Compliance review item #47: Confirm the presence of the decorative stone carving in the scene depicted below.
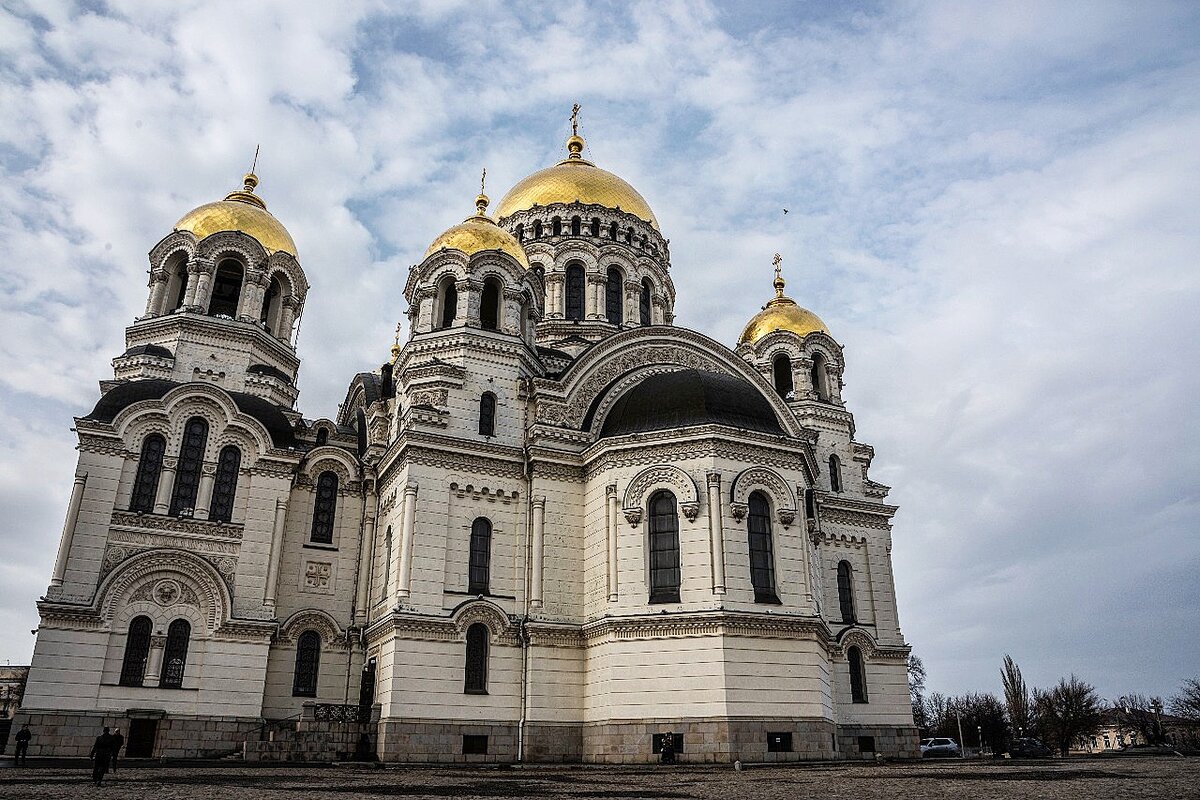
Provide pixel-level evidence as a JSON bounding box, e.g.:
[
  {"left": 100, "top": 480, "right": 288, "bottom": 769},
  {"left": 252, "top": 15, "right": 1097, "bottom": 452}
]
[
  {"left": 680, "top": 501, "right": 700, "bottom": 522},
  {"left": 153, "top": 579, "right": 181, "bottom": 606},
  {"left": 622, "top": 508, "right": 643, "bottom": 527},
  {"left": 777, "top": 508, "right": 796, "bottom": 528},
  {"left": 409, "top": 388, "right": 449, "bottom": 409},
  {"left": 730, "top": 502, "right": 748, "bottom": 522},
  {"left": 621, "top": 464, "right": 700, "bottom": 519}
]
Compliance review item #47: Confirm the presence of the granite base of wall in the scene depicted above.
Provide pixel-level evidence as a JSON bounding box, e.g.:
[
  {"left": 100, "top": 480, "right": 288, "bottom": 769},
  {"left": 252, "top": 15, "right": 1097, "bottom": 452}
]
[
  {"left": 377, "top": 718, "right": 519, "bottom": 764},
  {"left": 836, "top": 723, "right": 922, "bottom": 760},
  {"left": 11, "top": 709, "right": 261, "bottom": 759},
  {"left": 524, "top": 721, "right": 584, "bottom": 763},
  {"left": 581, "top": 716, "right": 840, "bottom": 764}
]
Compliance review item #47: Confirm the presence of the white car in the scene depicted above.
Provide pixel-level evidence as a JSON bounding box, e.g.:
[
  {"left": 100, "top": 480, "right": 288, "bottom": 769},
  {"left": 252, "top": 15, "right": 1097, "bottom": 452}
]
[{"left": 920, "top": 737, "right": 962, "bottom": 758}]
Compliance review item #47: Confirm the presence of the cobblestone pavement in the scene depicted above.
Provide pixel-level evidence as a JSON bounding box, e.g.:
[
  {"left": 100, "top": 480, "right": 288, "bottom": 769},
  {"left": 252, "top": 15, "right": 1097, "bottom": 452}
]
[{"left": 0, "top": 758, "right": 1195, "bottom": 800}]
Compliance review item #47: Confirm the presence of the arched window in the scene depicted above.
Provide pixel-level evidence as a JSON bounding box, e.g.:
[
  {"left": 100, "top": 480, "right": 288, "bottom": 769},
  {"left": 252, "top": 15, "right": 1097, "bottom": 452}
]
[
  {"left": 639, "top": 279, "right": 653, "bottom": 326},
  {"left": 260, "top": 275, "right": 284, "bottom": 335},
  {"left": 160, "top": 618, "right": 191, "bottom": 689},
  {"left": 292, "top": 630, "right": 321, "bottom": 697},
  {"left": 848, "top": 646, "right": 868, "bottom": 703},
  {"left": 648, "top": 490, "right": 681, "bottom": 603},
  {"left": 310, "top": 471, "right": 339, "bottom": 544},
  {"left": 381, "top": 526, "right": 392, "bottom": 600},
  {"left": 208, "top": 445, "right": 241, "bottom": 523},
  {"left": 119, "top": 615, "right": 152, "bottom": 687},
  {"left": 811, "top": 353, "right": 830, "bottom": 401},
  {"left": 624, "top": 227, "right": 633, "bottom": 244},
  {"left": 590, "top": 218, "right": 601, "bottom": 237},
  {"left": 209, "top": 259, "right": 244, "bottom": 317},
  {"left": 164, "top": 257, "right": 188, "bottom": 313},
  {"left": 533, "top": 219, "right": 543, "bottom": 238},
  {"left": 515, "top": 223, "right": 524, "bottom": 242},
  {"left": 315, "top": 427, "right": 329, "bottom": 446},
  {"left": 565, "top": 263, "right": 585, "bottom": 321},
  {"left": 570, "top": 216, "right": 581, "bottom": 236},
  {"left": 837, "top": 560, "right": 856, "bottom": 623},
  {"left": 464, "top": 623, "right": 489, "bottom": 694},
  {"left": 829, "top": 455, "right": 843, "bottom": 493},
  {"left": 439, "top": 279, "right": 458, "bottom": 329},
  {"left": 468, "top": 517, "right": 492, "bottom": 595},
  {"left": 478, "top": 392, "right": 496, "bottom": 436},
  {"left": 129, "top": 434, "right": 166, "bottom": 513},
  {"left": 747, "top": 491, "right": 779, "bottom": 603},
  {"left": 605, "top": 267, "right": 623, "bottom": 324},
  {"left": 480, "top": 279, "right": 501, "bottom": 331},
  {"left": 169, "top": 417, "right": 209, "bottom": 517},
  {"left": 609, "top": 221, "right": 618, "bottom": 240},
  {"left": 552, "top": 217, "right": 562, "bottom": 236},
  {"left": 773, "top": 353, "right": 794, "bottom": 399}
]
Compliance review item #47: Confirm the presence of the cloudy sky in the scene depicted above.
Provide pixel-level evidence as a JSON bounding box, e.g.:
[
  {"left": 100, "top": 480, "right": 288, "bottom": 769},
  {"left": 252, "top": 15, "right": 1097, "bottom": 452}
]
[{"left": 1, "top": 1, "right": 1197, "bottom": 703}]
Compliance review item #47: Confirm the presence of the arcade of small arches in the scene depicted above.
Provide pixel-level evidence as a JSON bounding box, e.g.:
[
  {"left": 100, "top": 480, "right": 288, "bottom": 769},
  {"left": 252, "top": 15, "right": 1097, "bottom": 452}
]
[{"left": 504, "top": 204, "right": 668, "bottom": 260}]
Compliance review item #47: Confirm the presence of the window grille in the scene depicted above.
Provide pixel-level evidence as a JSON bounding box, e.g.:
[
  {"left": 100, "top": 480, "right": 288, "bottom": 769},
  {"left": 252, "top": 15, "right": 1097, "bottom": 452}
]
[
  {"left": 293, "top": 630, "right": 321, "bottom": 697},
  {"left": 566, "top": 264, "right": 585, "bottom": 320},
  {"left": 748, "top": 492, "right": 780, "bottom": 603},
  {"left": 160, "top": 619, "right": 190, "bottom": 689},
  {"left": 605, "top": 267, "right": 623, "bottom": 324},
  {"left": 129, "top": 435, "right": 166, "bottom": 513},
  {"left": 478, "top": 393, "right": 496, "bottom": 436},
  {"left": 119, "top": 616, "right": 152, "bottom": 687},
  {"left": 208, "top": 445, "right": 241, "bottom": 523},
  {"left": 310, "top": 471, "right": 339, "bottom": 544},
  {"left": 837, "top": 561, "right": 856, "bottom": 623},
  {"left": 468, "top": 518, "right": 492, "bottom": 595},
  {"left": 648, "top": 490, "right": 681, "bottom": 603},
  {"left": 169, "top": 417, "right": 209, "bottom": 516},
  {"left": 464, "top": 623, "right": 489, "bottom": 694}
]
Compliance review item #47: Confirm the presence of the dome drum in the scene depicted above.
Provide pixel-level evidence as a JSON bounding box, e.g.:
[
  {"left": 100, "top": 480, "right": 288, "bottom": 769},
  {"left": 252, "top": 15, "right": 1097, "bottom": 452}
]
[{"left": 498, "top": 202, "right": 669, "bottom": 262}]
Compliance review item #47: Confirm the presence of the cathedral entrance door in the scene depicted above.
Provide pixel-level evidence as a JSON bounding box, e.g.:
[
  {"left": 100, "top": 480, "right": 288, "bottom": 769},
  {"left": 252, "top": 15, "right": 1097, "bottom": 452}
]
[{"left": 125, "top": 718, "right": 158, "bottom": 758}]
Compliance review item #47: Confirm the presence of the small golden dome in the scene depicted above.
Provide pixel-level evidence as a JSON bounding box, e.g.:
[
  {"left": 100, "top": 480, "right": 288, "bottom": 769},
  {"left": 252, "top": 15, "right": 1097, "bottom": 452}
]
[
  {"left": 494, "top": 133, "right": 659, "bottom": 230},
  {"left": 738, "top": 261, "right": 830, "bottom": 345},
  {"left": 423, "top": 192, "right": 529, "bottom": 269},
  {"left": 174, "top": 172, "right": 297, "bottom": 257}
]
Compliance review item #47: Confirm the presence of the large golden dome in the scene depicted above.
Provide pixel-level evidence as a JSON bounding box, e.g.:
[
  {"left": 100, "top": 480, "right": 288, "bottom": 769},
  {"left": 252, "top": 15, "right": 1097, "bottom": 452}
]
[
  {"left": 174, "top": 173, "right": 297, "bottom": 257},
  {"left": 423, "top": 192, "right": 529, "bottom": 269},
  {"left": 739, "top": 266, "right": 830, "bottom": 345},
  {"left": 495, "top": 134, "right": 659, "bottom": 230}
]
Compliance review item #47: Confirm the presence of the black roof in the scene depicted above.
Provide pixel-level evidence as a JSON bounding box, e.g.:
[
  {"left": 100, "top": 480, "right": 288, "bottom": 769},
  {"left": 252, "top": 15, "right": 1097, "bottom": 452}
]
[
  {"left": 121, "top": 344, "right": 174, "bottom": 359},
  {"left": 599, "top": 369, "right": 784, "bottom": 438},
  {"left": 84, "top": 379, "right": 297, "bottom": 448},
  {"left": 247, "top": 363, "right": 293, "bottom": 385}
]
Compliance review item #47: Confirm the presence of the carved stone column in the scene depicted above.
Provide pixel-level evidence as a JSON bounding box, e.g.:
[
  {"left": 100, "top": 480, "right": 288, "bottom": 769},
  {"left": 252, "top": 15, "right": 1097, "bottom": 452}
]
[
  {"left": 193, "top": 463, "right": 217, "bottom": 520},
  {"left": 706, "top": 472, "right": 726, "bottom": 595},
  {"left": 278, "top": 296, "right": 300, "bottom": 342},
  {"left": 455, "top": 279, "right": 471, "bottom": 327},
  {"left": 144, "top": 633, "right": 167, "bottom": 686},
  {"left": 146, "top": 272, "right": 168, "bottom": 316},
  {"left": 396, "top": 484, "right": 418, "bottom": 598},
  {"left": 153, "top": 459, "right": 178, "bottom": 515},
  {"left": 49, "top": 473, "right": 87, "bottom": 593},
  {"left": 606, "top": 485, "right": 619, "bottom": 601},
  {"left": 530, "top": 495, "right": 545, "bottom": 608},
  {"left": 545, "top": 275, "right": 563, "bottom": 319},
  {"left": 182, "top": 261, "right": 202, "bottom": 309},
  {"left": 355, "top": 508, "right": 377, "bottom": 624},
  {"left": 263, "top": 498, "right": 288, "bottom": 611}
]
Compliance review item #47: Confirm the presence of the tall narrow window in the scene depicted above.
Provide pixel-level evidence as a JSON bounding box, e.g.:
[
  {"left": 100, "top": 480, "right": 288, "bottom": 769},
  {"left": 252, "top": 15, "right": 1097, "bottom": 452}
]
[
  {"left": 315, "top": 428, "right": 329, "bottom": 446},
  {"left": 292, "top": 630, "right": 321, "bottom": 697},
  {"left": 119, "top": 615, "right": 152, "bottom": 687},
  {"left": 605, "top": 267, "right": 623, "bottom": 324},
  {"left": 747, "top": 491, "right": 779, "bottom": 603},
  {"left": 837, "top": 560, "right": 856, "bottom": 623},
  {"left": 209, "top": 259, "right": 243, "bottom": 317},
  {"left": 381, "top": 527, "right": 392, "bottom": 600},
  {"left": 533, "top": 219, "right": 543, "bottom": 238},
  {"left": 464, "top": 623, "right": 489, "bottom": 694},
  {"left": 478, "top": 393, "right": 496, "bottom": 436},
  {"left": 570, "top": 216, "right": 581, "bottom": 235},
  {"left": 208, "top": 445, "right": 241, "bottom": 523},
  {"left": 625, "top": 227, "right": 633, "bottom": 244},
  {"left": 480, "top": 279, "right": 501, "bottom": 331},
  {"left": 260, "top": 275, "right": 284, "bottom": 335},
  {"left": 468, "top": 517, "right": 492, "bottom": 595},
  {"left": 169, "top": 417, "right": 209, "bottom": 516},
  {"left": 609, "top": 221, "right": 618, "bottom": 240},
  {"left": 829, "top": 455, "right": 843, "bottom": 493},
  {"left": 639, "top": 279, "right": 653, "bottom": 325},
  {"left": 565, "top": 264, "right": 585, "bottom": 321},
  {"left": 848, "top": 646, "right": 868, "bottom": 703},
  {"left": 515, "top": 223, "right": 524, "bottom": 242},
  {"left": 440, "top": 280, "right": 458, "bottom": 329},
  {"left": 590, "top": 218, "right": 601, "bottom": 237},
  {"left": 811, "top": 353, "right": 829, "bottom": 401},
  {"left": 552, "top": 217, "right": 562, "bottom": 236},
  {"left": 773, "top": 353, "right": 794, "bottom": 399},
  {"left": 160, "top": 619, "right": 191, "bottom": 689},
  {"left": 129, "top": 434, "right": 166, "bottom": 513},
  {"left": 165, "top": 258, "right": 188, "bottom": 313},
  {"left": 310, "top": 471, "right": 339, "bottom": 544},
  {"left": 648, "top": 490, "right": 681, "bottom": 603}
]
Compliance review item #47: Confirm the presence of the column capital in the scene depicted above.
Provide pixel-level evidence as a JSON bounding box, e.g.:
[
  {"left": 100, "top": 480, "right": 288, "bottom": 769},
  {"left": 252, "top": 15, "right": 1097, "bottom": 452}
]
[{"left": 706, "top": 471, "right": 722, "bottom": 487}]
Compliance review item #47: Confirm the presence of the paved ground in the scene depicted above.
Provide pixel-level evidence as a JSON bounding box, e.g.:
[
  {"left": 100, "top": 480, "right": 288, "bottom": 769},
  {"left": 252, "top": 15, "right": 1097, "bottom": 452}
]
[{"left": 0, "top": 758, "right": 1195, "bottom": 799}]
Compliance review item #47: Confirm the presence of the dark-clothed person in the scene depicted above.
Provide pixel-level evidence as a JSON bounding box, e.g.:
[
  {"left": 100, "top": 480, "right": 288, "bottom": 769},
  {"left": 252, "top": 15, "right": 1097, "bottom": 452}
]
[
  {"left": 89, "top": 727, "right": 115, "bottom": 785},
  {"left": 14, "top": 725, "right": 31, "bottom": 766},
  {"left": 110, "top": 728, "right": 125, "bottom": 772},
  {"left": 660, "top": 731, "right": 676, "bottom": 764}
]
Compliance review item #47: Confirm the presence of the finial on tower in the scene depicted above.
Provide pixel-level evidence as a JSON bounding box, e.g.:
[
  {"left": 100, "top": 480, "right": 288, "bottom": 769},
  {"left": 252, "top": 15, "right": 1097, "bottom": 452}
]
[
  {"left": 390, "top": 322, "right": 402, "bottom": 361},
  {"left": 772, "top": 253, "right": 786, "bottom": 298},
  {"left": 243, "top": 145, "right": 261, "bottom": 192},
  {"left": 475, "top": 167, "right": 490, "bottom": 215},
  {"left": 566, "top": 103, "right": 585, "bottom": 159},
  {"left": 570, "top": 103, "right": 581, "bottom": 136}
]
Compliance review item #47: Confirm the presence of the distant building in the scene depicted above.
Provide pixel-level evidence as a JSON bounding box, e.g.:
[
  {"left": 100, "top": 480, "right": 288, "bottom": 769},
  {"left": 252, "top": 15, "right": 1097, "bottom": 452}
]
[
  {"left": 16, "top": 124, "right": 916, "bottom": 763},
  {"left": 1077, "top": 707, "right": 1200, "bottom": 752}
]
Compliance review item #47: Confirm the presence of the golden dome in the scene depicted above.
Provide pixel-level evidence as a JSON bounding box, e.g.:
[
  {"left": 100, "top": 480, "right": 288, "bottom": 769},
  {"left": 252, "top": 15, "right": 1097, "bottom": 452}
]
[
  {"left": 423, "top": 191, "right": 529, "bottom": 269},
  {"left": 494, "top": 133, "right": 659, "bottom": 230},
  {"left": 739, "top": 262, "right": 830, "bottom": 345},
  {"left": 174, "top": 172, "right": 297, "bottom": 257}
]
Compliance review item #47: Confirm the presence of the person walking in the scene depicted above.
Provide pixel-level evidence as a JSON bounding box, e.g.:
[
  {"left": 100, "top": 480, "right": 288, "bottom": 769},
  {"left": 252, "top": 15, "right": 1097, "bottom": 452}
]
[
  {"left": 13, "top": 724, "right": 31, "bottom": 767},
  {"left": 109, "top": 728, "right": 125, "bottom": 773},
  {"left": 660, "top": 730, "right": 676, "bottom": 764},
  {"left": 89, "top": 726, "right": 114, "bottom": 786}
]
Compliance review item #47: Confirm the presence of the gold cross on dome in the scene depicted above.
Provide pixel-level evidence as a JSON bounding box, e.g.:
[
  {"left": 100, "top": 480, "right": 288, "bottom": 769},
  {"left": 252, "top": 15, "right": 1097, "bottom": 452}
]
[
  {"left": 773, "top": 252, "right": 783, "bottom": 280},
  {"left": 480, "top": 167, "right": 486, "bottom": 195},
  {"left": 570, "top": 103, "right": 581, "bottom": 136},
  {"left": 393, "top": 322, "right": 401, "bottom": 347}
]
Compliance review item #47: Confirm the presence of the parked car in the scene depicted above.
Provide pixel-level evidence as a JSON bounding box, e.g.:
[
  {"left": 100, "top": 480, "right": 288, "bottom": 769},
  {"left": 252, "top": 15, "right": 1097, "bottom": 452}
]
[
  {"left": 920, "top": 737, "right": 962, "bottom": 758},
  {"left": 1009, "top": 737, "right": 1052, "bottom": 758}
]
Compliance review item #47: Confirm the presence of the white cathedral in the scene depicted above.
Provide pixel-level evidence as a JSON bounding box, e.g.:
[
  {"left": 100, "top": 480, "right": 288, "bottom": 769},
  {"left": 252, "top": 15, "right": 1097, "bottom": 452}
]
[{"left": 16, "top": 124, "right": 918, "bottom": 763}]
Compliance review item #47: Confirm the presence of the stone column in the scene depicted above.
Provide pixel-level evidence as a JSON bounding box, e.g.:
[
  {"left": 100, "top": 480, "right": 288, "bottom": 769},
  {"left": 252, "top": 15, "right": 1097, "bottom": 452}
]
[
  {"left": 279, "top": 296, "right": 300, "bottom": 343},
  {"left": 49, "top": 473, "right": 88, "bottom": 592},
  {"left": 182, "top": 262, "right": 202, "bottom": 309},
  {"left": 529, "top": 495, "right": 546, "bottom": 608},
  {"left": 356, "top": 507, "right": 377, "bottom": 624},
  {"left": 263, "top": 498, "right": 288, "bottom": 611},
  {"left": 192, "top": 268, "right": 213, "bottom": 313},
  {"left": 396, "top": 484, "right": 418, "bottom": 598},
  {"left": 606, "top": 485, "right": 619, "bottom": 602},
  {"left": 706, "top": 472, "right": 726, "bottom": 595},
  {"left": 455, "top": 280, "right": 470, "bottom": 327},
  {"left": 193, "top": 464, "right": 217, "bottom": 520},
  {"left": 146, "top": 273, "right": 168, "bottom": 316},
  {"left": 153, "top": 459, "right": 177, "bottom": 515},
  {"left": 144, "top": 633, "right": 167, "bottom": 686},
  {"left": 237, "top": 270, "right": 264, "bottom": 321},
  {"left": 585, "top": 275, "right": 597, "bottom": 318}
]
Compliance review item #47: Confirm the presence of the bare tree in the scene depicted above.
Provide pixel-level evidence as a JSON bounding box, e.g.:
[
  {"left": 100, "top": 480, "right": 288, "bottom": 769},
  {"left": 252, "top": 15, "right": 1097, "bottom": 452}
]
[
  {"left": 1034, "top": 675, "right": 1104, "bottom": 756},
  {"left": 925, "top": 691, "right": 953, "bottom": 738},
  {"left": 1001, "top": 655, "right": 1031, "bottom": 735},
  {"left": 908, "top": 654, "right": 928, "bottom": 731},
  {"left": 1169, "top": 678, "right": 1200, "bottom": 721},
  {"left": 1115, "top": 693, "right": 1166, "bottom": 745}
]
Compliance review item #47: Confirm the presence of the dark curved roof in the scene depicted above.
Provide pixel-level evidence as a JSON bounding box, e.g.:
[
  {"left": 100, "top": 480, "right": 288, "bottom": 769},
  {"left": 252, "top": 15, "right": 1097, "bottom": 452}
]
[
  {"left": 121, "top": 344, "right": 174, "bottom": 359},
  {"left": 599, "top": 369, "right": 784, "bottom": 438},
  {"left": 247, "top": 363, "right": 293, "bottom": 385},
  {"left": 84, "top": 379, "right": 297, "bottom": 448}
]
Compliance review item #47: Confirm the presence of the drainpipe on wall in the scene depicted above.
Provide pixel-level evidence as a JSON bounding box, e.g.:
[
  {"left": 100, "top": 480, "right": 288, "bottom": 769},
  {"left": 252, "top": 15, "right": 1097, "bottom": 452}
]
[{"left": 517, "top": 376, "right": 535, "bottom": 763}]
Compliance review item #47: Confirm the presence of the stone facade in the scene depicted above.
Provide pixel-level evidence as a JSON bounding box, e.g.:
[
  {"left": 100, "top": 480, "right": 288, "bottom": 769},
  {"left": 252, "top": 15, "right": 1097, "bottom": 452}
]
[{"left": 18, "top": 130, "right": 917, "bottom": 763}]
